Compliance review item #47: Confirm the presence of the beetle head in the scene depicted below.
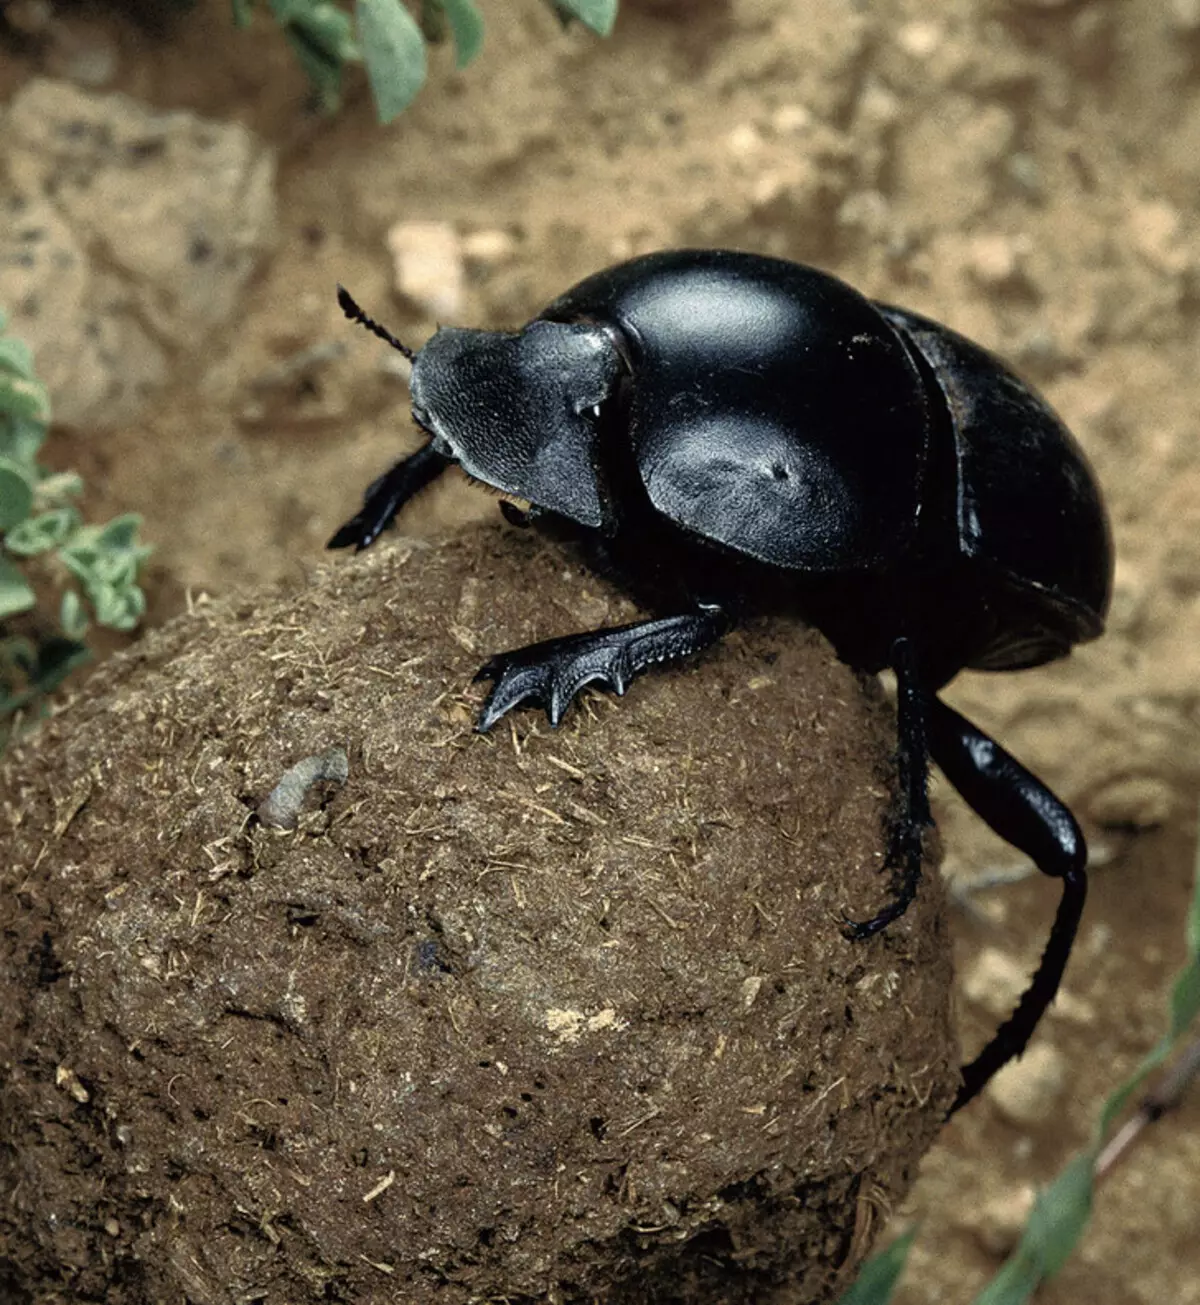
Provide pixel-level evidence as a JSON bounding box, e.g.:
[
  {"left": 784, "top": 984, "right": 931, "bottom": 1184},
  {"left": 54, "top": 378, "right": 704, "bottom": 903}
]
[{"left": 410, "top": 320, "right": 623, "bottom": 530}]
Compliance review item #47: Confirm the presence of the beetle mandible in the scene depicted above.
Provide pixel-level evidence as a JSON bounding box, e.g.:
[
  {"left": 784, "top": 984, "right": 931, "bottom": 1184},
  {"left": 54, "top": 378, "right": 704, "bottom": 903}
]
[{"left": 329, "top": 249, "right": 1113, "bottom": 1113}]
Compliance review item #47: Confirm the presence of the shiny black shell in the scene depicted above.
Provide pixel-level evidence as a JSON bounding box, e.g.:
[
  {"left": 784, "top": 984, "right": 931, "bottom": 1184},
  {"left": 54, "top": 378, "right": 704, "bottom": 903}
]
[
  {"left": 542, "top": 249, "right": 1112, "bottom": 678},
  {"left": 546, "top": 250, "right": 931, "bottom": 572}
]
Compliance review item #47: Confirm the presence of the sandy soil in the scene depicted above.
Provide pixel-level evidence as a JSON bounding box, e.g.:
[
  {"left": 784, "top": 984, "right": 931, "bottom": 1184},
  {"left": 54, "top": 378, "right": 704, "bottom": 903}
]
[{"left": 3, "top": 0, "right": 1200, "bottom": 1301}]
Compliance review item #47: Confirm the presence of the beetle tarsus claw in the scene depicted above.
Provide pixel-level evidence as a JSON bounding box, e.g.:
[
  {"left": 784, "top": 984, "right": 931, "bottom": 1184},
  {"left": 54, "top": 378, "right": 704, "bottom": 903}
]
[{"left": 471, "top": 609, "right": 728, "bottom": 732}]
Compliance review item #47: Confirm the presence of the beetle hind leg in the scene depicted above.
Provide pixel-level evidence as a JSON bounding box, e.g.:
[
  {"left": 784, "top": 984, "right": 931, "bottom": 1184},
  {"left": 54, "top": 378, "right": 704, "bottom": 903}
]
[
  {"left": 843, "top": 635, "right": 934, "bottom": 942},
  {"left": 328, "top": 442, "right": 452, "bottom": 552},
  {"left": 928, "top": 697, "right": 1087, "bottom": 1113},
  {"left": 473, "top": 606, "right": 729, "bottom": 733}
]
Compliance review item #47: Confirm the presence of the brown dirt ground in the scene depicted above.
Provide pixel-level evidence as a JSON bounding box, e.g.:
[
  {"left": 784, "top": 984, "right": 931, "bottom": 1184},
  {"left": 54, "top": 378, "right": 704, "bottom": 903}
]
[{"left": 3, "top": 0, "right": 1200, "bottom": 1302}]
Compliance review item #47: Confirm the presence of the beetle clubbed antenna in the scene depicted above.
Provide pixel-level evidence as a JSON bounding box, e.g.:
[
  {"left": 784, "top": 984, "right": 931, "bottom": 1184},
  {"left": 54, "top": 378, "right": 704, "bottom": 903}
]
[{"left": 336, "top": 285, "right": 416, "bottom": 361}]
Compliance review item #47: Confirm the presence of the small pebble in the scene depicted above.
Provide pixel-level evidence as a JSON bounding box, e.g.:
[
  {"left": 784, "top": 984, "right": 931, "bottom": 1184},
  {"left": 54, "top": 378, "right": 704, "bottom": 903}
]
[
  {"left": 1171, "top": 0, "right": 1200, "bottom": 31},
  {"left": 856, "top": 81, "right": 901, "bottom": 130},
  {"left": 966, "top": 1186, "right": 1036, "bottom": 1257},
  {"left": 1086, "top": 774, "right": 1173, "bottom": 829},
  {"left": 985, "top": 1042, "right": 1066, "bottom": 1126},
  {"left": 1127, "top": 198, "right": 1188, "bottom": 276},
  {"left": 55, "top": 1064, "right": 90, "bottom": 1104},
  {"left": 462, "top": 228, "right": 518, "bottom": 268},
  {"left": 896, "top": 21, "right": 942, "bottom": 58},
  {"left": 966, "top": 233, "right": 1031, "bottom": 291},
  {"left": 387, "top": 220, "right": 465, "bottom": 319},
  {"left": 725, "top": 123, "right": 765, "bottom": 158},
  {"left": 770, "top": 103, "right": 813, "bottom": 135},
  {"left": 958, "top": 914, "right": 1099, "bottom": 1033},
  {"left": 961, "top": 947, "right": 1029, "bottom": 1017}
]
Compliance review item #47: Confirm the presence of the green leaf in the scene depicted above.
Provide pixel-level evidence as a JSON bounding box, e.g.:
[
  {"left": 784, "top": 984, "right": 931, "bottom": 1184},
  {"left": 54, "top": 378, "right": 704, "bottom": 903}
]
[
  {"left": 0, "top": 634, "right": 36, "bottom": 679},
  {"left": 3, "top": 508, "right": 80, "bottom": 556},
  {"left": 92, "top": 582, "right": 146, "bottom": 631},
  {"left": 0, "top": 413, "right": 47, "bottom": 465},
  {"left": 357, "top": 0, "right": 428, "bottom": 121},
  {"left": 552, "top": 0, "right": 618, "bottom": 37},
  {"left": 441, "top": 0, "right": 485, "bottom": 68},
  {"left": 0, "top": 373, "right": 50, "bottom": 425},
  {"left": 0, "top": 635, "right": 91, "bottom": 719},
  {"left": 270, "top": 0, "right": 360, "bottom": 109},
  {"left": 96, "top": 513, "right": 145, "bottom": 552},
  {"left": 30, "top": 635, "right": 90, "bottom": 693},
  {"left": 972, "top": 1155, "right": 1094, "bottom": 1305},
  {"left": 0, "top": 336, "right": 35, "bottom": 380},
  {"left": 33, "top": 472, "right": 84, "bottom": 508},
  {"left": 0, "top": 458, "right": 35, "bottom": 531},
  {"left": 231, "top": 0, "right": 255, "bottom": 26},
  {"left": 60, "top": 589, "right": 87, "bottom": 640},
  {"left": 834, "top": 1227, "right": 917, "bottom": 1305},
  {"left": 0, "top": 554, "right": 35, "bottom": 619},
  {"left": 60, "top": 542, "right": 100, "bottom": 577}
]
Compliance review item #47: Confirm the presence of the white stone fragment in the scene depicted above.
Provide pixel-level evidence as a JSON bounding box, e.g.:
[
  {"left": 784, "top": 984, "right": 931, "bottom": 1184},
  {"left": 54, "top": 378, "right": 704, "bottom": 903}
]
[
  {"left": 462, "top": 228, "right": 518, "bottom": 268},
  {"left": 387, "top": 220, "right": 465, "bottom": 320},
  {"left": 961, "top": 947, "right": 1030, "bottom": 1017},
  {"left": 985, "top": 1042, "right": 1067, "bottom": 1127}
]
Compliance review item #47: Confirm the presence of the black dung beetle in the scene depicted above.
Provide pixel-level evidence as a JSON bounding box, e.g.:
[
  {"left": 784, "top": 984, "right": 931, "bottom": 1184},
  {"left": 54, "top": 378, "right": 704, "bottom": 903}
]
[{"left": 330, "top": 249, "right": 1113, "bottom": 1113}]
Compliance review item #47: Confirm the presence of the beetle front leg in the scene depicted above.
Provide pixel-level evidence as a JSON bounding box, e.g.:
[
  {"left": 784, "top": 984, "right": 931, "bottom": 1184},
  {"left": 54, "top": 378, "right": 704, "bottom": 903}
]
[
  {"left": 843, "top": 635, "right": 934, "bottom": 941},
  {"left": 473, "top": 606, "right": 730, "bottom": 733},
  {"left": 328, "top": 441, "right": 452, "bottom": 552},
  {"left": 928, "top": 697, "right": 1087, "bottom": 1113}
]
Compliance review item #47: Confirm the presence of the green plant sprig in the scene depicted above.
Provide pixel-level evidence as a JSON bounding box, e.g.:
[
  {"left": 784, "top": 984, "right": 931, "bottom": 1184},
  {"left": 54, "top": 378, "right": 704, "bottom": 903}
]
[
  {"left": 232, "top": 0, "right": 618, "bottom": 122},
  {"left": 0, "top": 309, "right": 152, "bottom": 745}
]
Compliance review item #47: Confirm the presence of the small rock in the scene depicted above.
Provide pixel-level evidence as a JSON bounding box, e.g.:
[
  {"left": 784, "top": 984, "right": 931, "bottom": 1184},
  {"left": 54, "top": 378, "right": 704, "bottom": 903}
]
[
  {"left": 1170, "top": 0, "right": 1200, "bottom": 31},
  {"left": 462, "top": 228, "right": 518, "bottom": 269},
  {"left": 856, "top": 80, "right": 902, "bottom": 130},
  {"left": 985, "top": 1042, "right": 1067, "bottom": 1127},
  {"left": 725, "top": 122, "right": 765, "bottom": 159},
  {"left": 1049, "top": 989, "right": 1096, "bottom": 1026},
  {"left": 387, "top": 220, "right": 465, "bottom": 319},
  {"left": 740, "top": 976, "right": 764, "bottom": 1010},
  {"left": 1086, "top": 774, "right": 1174, "bottom": 829},
  {"left": 966, "top": 232, "right": 1032, "bottom": 291},
  {"left": 770, "top": 104, "right": 813, "bottom": 136},
  {"left": 896, "top": 21, "right": 943, "bottom": 58},
  {"left": 54, "top": 1064, "right": 90, "bottom": 1104},
  {"left": 961, "top": 947, "right": 1029, "bottom": 1017},
  {"left": 964, "top": 1185, "right": 1036, "bottom": 1257},
  {"left": 1127, "top": 198, "right": 1189, "bottom": 276}
]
